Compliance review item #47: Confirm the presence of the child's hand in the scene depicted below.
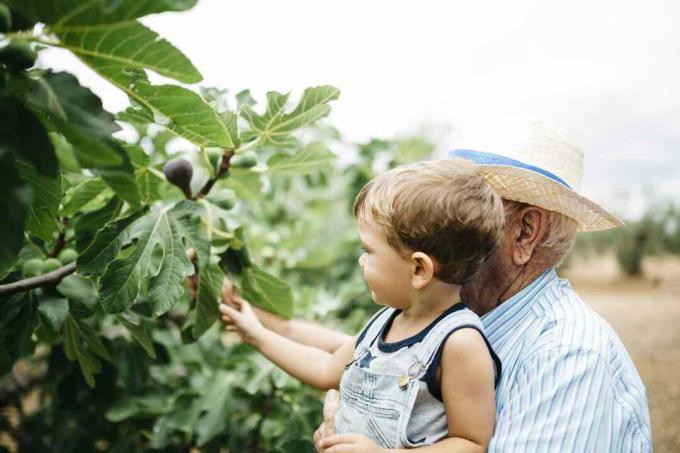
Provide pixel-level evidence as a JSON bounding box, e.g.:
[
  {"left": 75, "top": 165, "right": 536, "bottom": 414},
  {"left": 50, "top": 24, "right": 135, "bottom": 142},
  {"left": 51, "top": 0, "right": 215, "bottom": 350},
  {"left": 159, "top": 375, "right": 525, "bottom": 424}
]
[
  {"left": 218, "top": 296, "right": 266, "bottom": 347},
  {"left": 318, "top": 433, "right": 386, "bottom": 453}
]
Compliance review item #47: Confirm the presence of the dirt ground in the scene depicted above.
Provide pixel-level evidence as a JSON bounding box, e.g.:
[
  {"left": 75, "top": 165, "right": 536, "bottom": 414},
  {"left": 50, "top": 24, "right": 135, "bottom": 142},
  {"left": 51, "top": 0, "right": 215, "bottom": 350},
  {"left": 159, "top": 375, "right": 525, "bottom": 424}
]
[{"left": 561, "top": 255, "right": 680, "bottom": 453}]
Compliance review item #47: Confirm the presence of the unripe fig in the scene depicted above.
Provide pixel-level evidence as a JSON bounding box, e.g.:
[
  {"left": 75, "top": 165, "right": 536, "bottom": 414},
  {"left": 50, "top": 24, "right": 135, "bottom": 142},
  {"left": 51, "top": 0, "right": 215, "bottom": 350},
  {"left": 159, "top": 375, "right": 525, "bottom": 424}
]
[
  {"left": 58, "top": 248, "right": 78, "bottom": 264},
  {"left": 22, "top": 258, "right": 43, "bottom": 277},
  {"left": 209, "top": 188, "right": 237, "bottom": 211},
  {"left": 0, "top": 4, "right": 11, "bottom": 33},
  {"left": 231, "top": 151, "right": 257, "bottom": 168},
  {"left": 163, "top": 158, "right": 193, "bottom": 198},
  {"left": 0, "top": 40, "right": 37, "bottom": 71},
  {"left": 207, "top": 149, "right": 222, "bottom": 172},
  {"left": 42, "top": 258, "right": 62, "bottom": 273}
]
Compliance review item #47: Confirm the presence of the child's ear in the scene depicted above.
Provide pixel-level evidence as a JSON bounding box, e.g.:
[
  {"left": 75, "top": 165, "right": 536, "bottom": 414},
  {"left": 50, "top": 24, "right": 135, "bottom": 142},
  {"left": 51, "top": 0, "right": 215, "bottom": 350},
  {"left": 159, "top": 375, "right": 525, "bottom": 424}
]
[{"left": 410, "top": 252, "right": 435, "bottom": 290}]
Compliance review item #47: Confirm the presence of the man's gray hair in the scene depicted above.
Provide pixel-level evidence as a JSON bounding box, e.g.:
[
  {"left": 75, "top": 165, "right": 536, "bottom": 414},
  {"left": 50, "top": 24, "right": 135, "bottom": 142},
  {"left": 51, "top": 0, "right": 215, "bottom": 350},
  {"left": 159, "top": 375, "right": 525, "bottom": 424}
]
[{"left": 503, "top": 199, "right": 578, "bottom": 265}]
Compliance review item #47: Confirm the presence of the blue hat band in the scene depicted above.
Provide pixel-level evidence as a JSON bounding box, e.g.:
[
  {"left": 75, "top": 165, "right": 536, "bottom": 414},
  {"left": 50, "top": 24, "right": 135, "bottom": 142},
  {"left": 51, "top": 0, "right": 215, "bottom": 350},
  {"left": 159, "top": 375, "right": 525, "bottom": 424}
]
[{"left": 448, "top": 149, "right": 572, "bottom": 190}]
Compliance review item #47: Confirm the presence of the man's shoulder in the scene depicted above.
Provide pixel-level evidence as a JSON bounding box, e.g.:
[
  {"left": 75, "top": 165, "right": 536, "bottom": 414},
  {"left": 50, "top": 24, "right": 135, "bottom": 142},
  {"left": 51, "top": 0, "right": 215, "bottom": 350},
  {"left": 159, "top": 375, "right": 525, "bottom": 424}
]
[{"left": 529, "top": 276, "right": 621, "bottom": 357}]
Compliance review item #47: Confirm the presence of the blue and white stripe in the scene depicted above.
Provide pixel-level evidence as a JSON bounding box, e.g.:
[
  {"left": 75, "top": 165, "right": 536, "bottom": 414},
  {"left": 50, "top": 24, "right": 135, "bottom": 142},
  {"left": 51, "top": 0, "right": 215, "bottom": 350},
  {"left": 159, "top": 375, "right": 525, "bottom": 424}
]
[{"left": 482, "top": 269, "right": 652, "bottom": 452}]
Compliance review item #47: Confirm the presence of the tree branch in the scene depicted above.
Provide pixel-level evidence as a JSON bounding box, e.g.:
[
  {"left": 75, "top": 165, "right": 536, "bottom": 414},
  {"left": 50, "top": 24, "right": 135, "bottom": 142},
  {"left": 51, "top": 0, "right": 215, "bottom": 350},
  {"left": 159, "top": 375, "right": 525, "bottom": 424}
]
[
  {"left": 0, "top": 262, "right": 76, "bottom": 297},
  {"left": 194, "top": 149, "right": 235, "bottom": 199}
]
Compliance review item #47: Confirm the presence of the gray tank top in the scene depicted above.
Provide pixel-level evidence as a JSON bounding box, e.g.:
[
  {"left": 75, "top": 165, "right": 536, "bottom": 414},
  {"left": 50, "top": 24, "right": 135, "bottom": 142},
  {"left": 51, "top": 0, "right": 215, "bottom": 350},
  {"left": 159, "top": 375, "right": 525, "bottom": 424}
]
[{"left": 334, "top": 303, "right": 500, "bottom": 448}]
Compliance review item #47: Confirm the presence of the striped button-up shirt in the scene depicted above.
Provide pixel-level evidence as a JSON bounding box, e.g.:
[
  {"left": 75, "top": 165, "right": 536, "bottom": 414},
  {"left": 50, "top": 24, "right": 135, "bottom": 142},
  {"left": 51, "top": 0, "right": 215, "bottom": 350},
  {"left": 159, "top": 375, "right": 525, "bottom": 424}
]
[{"left": 482, "top": 269, "right": 652, "bottom": 452}]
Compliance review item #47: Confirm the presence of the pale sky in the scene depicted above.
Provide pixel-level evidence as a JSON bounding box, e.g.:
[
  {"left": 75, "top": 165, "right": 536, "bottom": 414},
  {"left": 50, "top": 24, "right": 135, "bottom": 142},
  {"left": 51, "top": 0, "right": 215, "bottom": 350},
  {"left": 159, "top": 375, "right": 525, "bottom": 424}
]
[{"left": 41, "top": 0, "right": 680, "bottom": 218}]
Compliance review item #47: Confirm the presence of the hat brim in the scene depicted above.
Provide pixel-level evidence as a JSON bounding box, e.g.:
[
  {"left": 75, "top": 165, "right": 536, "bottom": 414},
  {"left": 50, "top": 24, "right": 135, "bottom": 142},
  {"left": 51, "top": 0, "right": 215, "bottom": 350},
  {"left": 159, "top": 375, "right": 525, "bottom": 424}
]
[{"left": 477, "top": 165, "right": 624, "bottom": 232}]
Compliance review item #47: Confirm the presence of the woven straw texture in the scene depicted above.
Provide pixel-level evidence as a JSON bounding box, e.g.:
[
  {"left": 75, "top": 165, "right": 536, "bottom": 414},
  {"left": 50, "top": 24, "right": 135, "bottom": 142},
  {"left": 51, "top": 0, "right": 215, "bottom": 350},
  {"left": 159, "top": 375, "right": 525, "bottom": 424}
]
[{"left": 479, "top": 167, "right": 624, "bottom": 231}]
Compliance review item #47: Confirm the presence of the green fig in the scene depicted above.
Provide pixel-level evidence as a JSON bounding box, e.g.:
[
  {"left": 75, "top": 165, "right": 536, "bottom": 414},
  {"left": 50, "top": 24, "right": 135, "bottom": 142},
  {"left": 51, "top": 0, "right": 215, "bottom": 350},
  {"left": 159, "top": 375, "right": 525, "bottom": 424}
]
[
  {"left": 209, "top": 188, "right": 237, "bottom": 211},
  {"left": 22, "top": 258, "right": 43, "bottom": 277},
  {"left": 231, "top": 151, "right": 257, "bottom": 168},
  {"left": 58, "top": 248, "right": 78, "bottom": 264},
  {"left": 207, "top": 149, "right": 223, "bottom": 172},
  {"left": 0, "top": 4, "right": 11, "bottom": 33},
  {"left": 163, "top": 158, "right": 193, "bottom": 198},
  {"left": 42, "top": 258, "right": 62, "bottom": 273},
  {"left": 0, "top": 40, "right": 37, "bottom": 71}
]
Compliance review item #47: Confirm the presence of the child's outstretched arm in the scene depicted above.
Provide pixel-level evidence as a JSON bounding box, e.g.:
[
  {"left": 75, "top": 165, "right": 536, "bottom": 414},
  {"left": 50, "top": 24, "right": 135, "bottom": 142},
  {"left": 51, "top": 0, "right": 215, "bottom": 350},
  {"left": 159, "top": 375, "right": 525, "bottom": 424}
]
[
  {"left": 221, "top": 278, "right": 351, "bottom": 353},
  {"left": 219, "top": 296, "right": 356, "bottom": 391},
  {"left": 319, "top": 328, "right": 496, "bottom": 453}
]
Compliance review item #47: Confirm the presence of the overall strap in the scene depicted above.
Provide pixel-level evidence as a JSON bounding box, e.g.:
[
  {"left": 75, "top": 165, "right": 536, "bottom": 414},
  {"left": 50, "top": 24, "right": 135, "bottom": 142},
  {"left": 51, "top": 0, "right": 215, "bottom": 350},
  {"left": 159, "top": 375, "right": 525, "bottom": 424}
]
[
  {"left": 354, "top": 307, "right": 394, "bottom": 359},
  {"left": 412, "top": 306, "right": 483, "bottom": 374}
]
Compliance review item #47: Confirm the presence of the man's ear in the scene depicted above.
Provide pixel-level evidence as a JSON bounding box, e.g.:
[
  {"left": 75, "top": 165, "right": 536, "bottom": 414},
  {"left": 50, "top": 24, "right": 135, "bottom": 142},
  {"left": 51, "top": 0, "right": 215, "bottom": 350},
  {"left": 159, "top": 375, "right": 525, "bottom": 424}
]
[
  {"left": 411, "top": 252, "right": 436, "bottom": 289},
  {"left": 512, "top": 206, "right": 549, "bottom": 265}
]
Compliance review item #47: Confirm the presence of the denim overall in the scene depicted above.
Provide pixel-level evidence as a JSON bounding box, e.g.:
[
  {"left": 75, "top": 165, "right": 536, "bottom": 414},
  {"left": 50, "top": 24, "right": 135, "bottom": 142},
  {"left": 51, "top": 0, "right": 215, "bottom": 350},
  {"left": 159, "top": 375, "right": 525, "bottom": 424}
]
[{"left": 334, "top": 304, "right": 497, "bottom": 448}]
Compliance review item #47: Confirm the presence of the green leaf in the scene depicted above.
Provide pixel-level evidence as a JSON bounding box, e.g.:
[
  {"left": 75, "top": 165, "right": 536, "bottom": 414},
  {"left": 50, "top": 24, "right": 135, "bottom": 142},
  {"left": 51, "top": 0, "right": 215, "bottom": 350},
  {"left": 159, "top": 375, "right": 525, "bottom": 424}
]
[
  {"left": 6, "top": 72, "right": 124, "bottom": 168},
  {"left": 17, "top": 160, "right": 62, "bottom": 242},
  {"left": 196, "top": 371, "right": 233, "bottom": 446},
  {"left": 5, "top": 0, "right": 198, "bottom": 26},
  {"left": 62, "top": 177, "right": 114, "bottom": 216},
  {"left": 5, "top": 72, "right": 141, "bottom": 206},
  {"left": 133, "top": 83, "right": 237, "bottom": 148},
  {"left": 77, "top": 207, "right": 142, "bottom": 274},
  {"left": 135, "top": 165, "right": 166, "bottom": 204},
  {"left": 50, "top": 132, "right": 81, "bottom": 173},
  {"left": 192, "top": 262, "right": 224, "bottom": 339},
  {"left": 236, "top": 89, "right": 256, "bottom": 110},
  {"left": 37, "top": 297, "right": 69, "bottom": 331},
  {"left": 59, "top": 21, "right": 201, "bottom": 84},
  {"left": 43, "top": 72, "right": 121, "bottom": 140},
  {"left": 90, "top": 140, "right": 142, "bottom": 209},
  {"left": 63, "top": 315, "right": 110, "bottom": 388},
  {"left": 0, "top": 95, "right": 58, "bottom": 177},
  {"left": 73, "top": 197, "right": 123, "bottom": 253},
  {"left": 241, "top": 86, "right": 340, "bottom": 147},
  {"left": 0, "top": 153, "right": 31, "bottom": 270},
  {"left": 241, "top": 266, "right": 293, "bottom": 319},
  {"left": 222, "top": 168, "right": 263, "bottom": 201},
  {"left": 0, "top": 293, "right": 37, "bottom": 374},
  {"left": 117, "top": 313, "right": 156, "bottom": 359},
  {"left": 97, "top": 202, "right": 208, "bottom": 314},
  {"left": 170, "top": 200, "right": 210, "bottom": 270},
  {"left": 85, "top": 62, "right": 235, "bottom": 150},
  {"left": 56, "top": 275, "right": 99, "bottom": 310},
  {"left": 266, "top": 141, "right": 335, "bottom": 175}
]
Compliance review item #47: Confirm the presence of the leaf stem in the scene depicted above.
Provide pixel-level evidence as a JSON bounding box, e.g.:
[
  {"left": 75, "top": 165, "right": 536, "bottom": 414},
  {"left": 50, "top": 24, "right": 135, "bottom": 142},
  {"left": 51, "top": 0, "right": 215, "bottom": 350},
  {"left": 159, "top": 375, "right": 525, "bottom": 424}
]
[
  {"left": 0, "top": 262, "right": 76, "bottom": 297},
  {"left": 23, "top": 36, "right": 63, "bottom": 48},
  {"left": 49, "top": 218, "right": 69, "bottom": 258}
]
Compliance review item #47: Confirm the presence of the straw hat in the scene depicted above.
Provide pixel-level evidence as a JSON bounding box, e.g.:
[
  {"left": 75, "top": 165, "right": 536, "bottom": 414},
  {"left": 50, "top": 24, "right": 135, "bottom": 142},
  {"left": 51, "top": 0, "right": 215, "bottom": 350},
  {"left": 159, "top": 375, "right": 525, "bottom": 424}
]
[{"left": 448, "top": 121, "right": 623, "bottom": 232}]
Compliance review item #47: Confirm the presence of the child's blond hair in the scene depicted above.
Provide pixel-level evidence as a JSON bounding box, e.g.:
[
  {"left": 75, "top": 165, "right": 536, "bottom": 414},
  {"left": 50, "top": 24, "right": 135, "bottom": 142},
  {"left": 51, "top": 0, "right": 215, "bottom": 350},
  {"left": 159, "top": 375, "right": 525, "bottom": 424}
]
[{"left": 353, "top": 158, "right": 504, "bottom": 284}]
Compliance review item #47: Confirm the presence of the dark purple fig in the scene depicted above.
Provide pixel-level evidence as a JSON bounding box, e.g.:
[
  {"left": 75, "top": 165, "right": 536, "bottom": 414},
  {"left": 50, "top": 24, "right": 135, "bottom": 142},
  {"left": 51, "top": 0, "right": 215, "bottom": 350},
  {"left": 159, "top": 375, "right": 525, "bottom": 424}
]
[
  {"left": 163, "top": 158, "right": 193, "bottom": 198},
  {"left": 0, "top": 40, "right": 37, "bottom": 71}
]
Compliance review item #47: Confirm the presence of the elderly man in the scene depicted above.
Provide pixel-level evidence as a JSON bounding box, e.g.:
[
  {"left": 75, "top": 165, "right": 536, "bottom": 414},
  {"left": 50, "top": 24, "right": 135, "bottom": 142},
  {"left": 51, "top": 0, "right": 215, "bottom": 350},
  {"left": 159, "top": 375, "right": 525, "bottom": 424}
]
[{"left": 222, "top": 123, "right": 652, "bottom": 451}]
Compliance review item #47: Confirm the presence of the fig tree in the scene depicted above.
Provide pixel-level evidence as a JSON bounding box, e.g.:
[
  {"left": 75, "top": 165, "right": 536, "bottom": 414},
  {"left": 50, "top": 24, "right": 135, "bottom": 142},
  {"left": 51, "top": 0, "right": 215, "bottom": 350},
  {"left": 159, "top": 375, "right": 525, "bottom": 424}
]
[
  {"left": 42, "top": 258, "right": 62, "bottom": 273},
  {"left": 22, "top": 258, "right": 43, "bottom": 277},
  {"left": 0, "top": 3, "right": 11, "bottom": 33},
  {"left": 58, "top": 248, "right": 78, "bottom": 264},
  {"left": 231, "top": 151, "right": 257, "bottom": 168},
  {"left": 0, "top": 40, "right": 37, "bottom": 71},
  {"left": 209, "top": 188, "right": 237, "bottom": 211},
  {"left": 163, "top": 158, "right": 193, "bottom": 198}
]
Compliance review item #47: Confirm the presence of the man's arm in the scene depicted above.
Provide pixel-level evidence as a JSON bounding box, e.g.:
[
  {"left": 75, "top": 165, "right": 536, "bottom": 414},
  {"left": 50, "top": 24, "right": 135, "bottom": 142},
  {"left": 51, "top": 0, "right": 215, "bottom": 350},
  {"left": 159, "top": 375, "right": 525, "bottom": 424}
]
[
  {"left": 490, "top": 346, "right": 651, "bottom": 452},
  {"left": 222, "top": 279, "right": 352, "bottom": 353}
]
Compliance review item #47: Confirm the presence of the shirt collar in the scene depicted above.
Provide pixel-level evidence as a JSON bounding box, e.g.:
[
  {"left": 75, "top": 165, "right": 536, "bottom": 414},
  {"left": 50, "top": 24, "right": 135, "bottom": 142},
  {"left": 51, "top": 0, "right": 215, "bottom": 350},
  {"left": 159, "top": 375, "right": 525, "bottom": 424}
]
[{"left": 481, "top": 268, "right": 557, "bottom": 344}]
